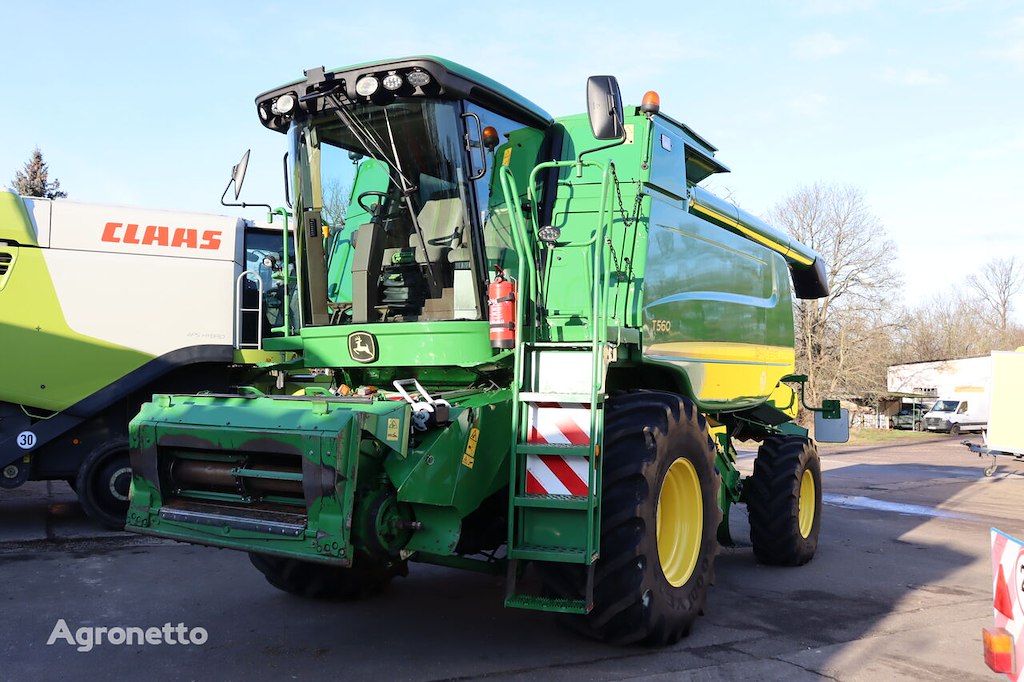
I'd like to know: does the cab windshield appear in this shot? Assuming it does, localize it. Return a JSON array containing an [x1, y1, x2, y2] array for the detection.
[[292, 99, 481, 324], [931, 400, 959, 413]]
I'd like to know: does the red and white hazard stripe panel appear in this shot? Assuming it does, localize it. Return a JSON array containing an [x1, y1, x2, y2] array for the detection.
[[526, 402, 591, 446], [524, 403, 592, 496], [987, 529, 1024, 678], [526, 454, 589, 496]]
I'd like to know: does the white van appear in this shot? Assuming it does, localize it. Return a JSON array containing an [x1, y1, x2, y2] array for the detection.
[[923, 389, 989, 435]]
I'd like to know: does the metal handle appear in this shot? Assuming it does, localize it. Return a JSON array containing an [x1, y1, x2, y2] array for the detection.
[[234, 271, 265, 350], [392, 378, 435, 406], [460, 112, 488, 181], [282, 152, 292, 209]]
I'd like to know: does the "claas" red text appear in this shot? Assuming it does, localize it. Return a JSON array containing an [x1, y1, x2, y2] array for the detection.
[[102, 222, 222, 250]]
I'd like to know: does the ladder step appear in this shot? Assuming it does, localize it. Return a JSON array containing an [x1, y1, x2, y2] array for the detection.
[[519, 391, 603, 404], [516, 443, 592, 457], [523, 341, 597, 349], [505, 594, 591, 614], [510, 544, 591, 563], [514, 493, 589, 510]]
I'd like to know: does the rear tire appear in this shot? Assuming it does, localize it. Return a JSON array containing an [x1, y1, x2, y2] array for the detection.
[[542, 391, 720, 645], [75, 438, 131, 530], [248, 553, 407, 600], [746, 435, 821, 566]]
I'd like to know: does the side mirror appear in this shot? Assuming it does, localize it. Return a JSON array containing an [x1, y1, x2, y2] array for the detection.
[[220, 149, 270, 212], [814, 408, 850, 443], [586, 76, 625, 141], [231, 150, 251, 201]]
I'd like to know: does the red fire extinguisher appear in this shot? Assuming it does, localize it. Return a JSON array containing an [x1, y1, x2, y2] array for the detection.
[[488, 266, 516, 349]]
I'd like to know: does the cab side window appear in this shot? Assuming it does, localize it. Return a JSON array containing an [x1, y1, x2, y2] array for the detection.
[[464, 103, 546, 276], [243, 229, 295, 340]]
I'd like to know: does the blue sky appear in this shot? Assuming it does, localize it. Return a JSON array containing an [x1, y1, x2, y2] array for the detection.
[[2, 0, 1022, 311]]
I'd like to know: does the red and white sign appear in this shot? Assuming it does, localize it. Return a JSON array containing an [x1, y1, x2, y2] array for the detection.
[[526, 402, 591, 446], [524, 403, 592, 496], [991, 529, 1024, 680], [526, 454, 589, 496]]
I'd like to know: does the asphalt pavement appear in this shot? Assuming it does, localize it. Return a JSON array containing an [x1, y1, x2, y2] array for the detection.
[[0, 433, 1014, 681]]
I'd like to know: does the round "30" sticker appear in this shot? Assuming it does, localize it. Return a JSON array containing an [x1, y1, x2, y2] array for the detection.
[[16, 431, 37, 450]]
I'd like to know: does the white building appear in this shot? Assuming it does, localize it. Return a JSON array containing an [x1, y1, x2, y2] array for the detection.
[[887, 355, 991, 398]]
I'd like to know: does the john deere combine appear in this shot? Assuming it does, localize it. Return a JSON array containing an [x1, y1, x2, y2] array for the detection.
[[125, 56, 847, 645]]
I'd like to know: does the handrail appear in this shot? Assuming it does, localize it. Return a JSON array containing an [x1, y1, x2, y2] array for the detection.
[[586, 164, 613, 564], [497, 166, 532, 450], [268, 208, 294, 335], [234, 271, 265, 350]]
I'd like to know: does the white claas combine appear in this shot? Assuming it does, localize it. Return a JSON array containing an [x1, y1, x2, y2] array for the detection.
[[0, 189, 292, 527]]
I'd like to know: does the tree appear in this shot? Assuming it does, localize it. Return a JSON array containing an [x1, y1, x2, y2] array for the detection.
[[321, 178, 349, 233], [967, 256, 1023, 333], [12, 147, 66, 199], [769, 183, 901, 406], [894, 262, 1024, 363], [894, 294, 995, 362]]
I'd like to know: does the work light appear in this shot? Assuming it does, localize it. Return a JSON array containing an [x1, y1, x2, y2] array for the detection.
[[355, 76, 380, 97]]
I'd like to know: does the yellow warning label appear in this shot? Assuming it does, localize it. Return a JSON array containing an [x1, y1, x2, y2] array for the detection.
[[386, 418, 400, 442], [502, 148, 512, 167], [462, 427, 480, 468]]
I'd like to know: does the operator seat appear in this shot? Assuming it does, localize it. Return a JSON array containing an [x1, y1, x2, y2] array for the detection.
[[409, 192, 466, 266]]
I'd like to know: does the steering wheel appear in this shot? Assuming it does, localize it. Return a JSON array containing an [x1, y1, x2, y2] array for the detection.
[[357, 190, 390, 214]]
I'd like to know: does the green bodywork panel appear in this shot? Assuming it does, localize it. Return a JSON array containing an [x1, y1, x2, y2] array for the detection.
[[385, 391, 510, 511], [298, 320, 499, 370], [0, 193, 154, 412], [127, 388, 513, 563], [540, 112, 796, 410], [129, 392, 408, 563], [0, 190, 39, 246]]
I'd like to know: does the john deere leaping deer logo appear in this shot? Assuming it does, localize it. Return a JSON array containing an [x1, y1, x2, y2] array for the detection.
[[348, 332, 378, 364]]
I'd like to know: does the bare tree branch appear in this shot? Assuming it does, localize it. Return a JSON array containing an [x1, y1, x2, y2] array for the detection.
[[967, 257, 1023, 332], [770, 183, 901, 405]]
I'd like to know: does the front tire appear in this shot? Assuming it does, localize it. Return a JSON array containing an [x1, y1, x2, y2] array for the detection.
[[248, 553, 407, 600], [949, 423, 961, 437], [543, 392, 720, 645], [76, 438, 131, 530], [746, 435, 822, 566]]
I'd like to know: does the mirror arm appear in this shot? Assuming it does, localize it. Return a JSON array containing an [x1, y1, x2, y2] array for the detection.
[[576, 135, 627, 170], [781, 374, 841, 420], [220, 179, 272, 212]]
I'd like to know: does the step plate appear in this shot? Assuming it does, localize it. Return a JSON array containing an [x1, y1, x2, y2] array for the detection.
[[505, 594, 591, 614]]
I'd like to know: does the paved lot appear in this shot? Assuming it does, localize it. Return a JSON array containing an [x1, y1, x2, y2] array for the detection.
[[0, 433, 1016, 680]]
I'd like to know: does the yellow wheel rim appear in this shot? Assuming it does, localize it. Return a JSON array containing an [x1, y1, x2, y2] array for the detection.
[[657, 458, 703, 587], [798, 468, 815, 538]]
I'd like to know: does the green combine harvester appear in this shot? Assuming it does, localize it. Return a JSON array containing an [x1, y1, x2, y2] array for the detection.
[[125, 56, 847, 645]]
